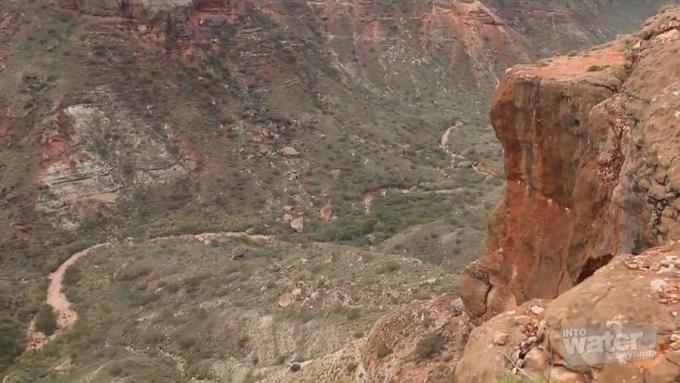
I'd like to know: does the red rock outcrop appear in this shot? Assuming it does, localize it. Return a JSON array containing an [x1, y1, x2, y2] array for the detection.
[[461, 8, 680, 319], [360, 295, 474, 382], [362, 8, 680, 382], [457, 245, 680, 382]]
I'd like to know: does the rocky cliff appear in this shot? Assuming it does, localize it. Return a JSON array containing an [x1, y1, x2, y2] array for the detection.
[[458, 6, 680, 381], [457, 5, 680, 382], [461, 3, 680, 319], [360, 7, 680, 382]]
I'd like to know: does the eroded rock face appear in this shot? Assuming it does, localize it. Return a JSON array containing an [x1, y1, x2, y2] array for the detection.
[[36, 88, 188, 228], [461, 8, 680, 318], [456, 245, 680, 382], [456, 299, 549, 382], [55, 0, 665, 94], [359, 295, 473, 382]]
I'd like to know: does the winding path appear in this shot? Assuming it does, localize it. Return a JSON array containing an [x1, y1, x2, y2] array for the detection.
[[26, 231, 272, 350]]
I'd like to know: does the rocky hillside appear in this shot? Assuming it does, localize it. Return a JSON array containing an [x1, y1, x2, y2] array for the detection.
[[361, 6, 680, 382], [0, 0, 670, 380]]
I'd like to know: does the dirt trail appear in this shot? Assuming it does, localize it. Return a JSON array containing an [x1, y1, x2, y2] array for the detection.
[[26, 231, 272, 350], [440, 122, 498, 179], [361, 186, 459, 213]]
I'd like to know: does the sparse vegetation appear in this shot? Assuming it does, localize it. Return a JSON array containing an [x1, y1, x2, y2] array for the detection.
[[622, 37, 636, 54], [63, 265, 81, 286], [378, 261, 401, 274], [10, 236, 458, 379], [117, 264, 152, 281], [415, 333, 446, 359]]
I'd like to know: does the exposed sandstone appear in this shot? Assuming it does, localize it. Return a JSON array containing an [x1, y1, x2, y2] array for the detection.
[[36, 89, 188, 229], [359, 296, 473, 382], [462, 8, 680, 318], [319, 203, 333, 222], [452, 8, 680, 382], [456, 245, 680, 382]]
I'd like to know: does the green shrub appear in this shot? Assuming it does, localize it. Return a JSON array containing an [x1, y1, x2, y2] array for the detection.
[[178, 336, 195, 350], [108, 364, 126, 377], [118, 264, 151, 281], [377, 261, 401, 274], [587, 65, 606, 72], [63, 265, 81, 286], [237, 335, 250, 349], [164, 281, 180, 293], [57, 13, 73, 23], [35, 305, 58, 336], [415, 333, 445, 359], [344, 308, 361, 320], [376, 342, 392, 359]]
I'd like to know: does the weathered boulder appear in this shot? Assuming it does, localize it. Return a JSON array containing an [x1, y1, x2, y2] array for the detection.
[[456, 299, 548, 382], [456, 245, 680, 382], [290, 217, 305, 233]]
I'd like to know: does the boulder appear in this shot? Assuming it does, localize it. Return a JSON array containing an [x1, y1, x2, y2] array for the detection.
[[319, 203, 333, 222], [290, 217, 305, 233], [278, 293, 294, 308], [281, 146, 300, 158]]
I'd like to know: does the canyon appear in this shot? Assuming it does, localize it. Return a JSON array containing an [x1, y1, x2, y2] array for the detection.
[[0, 0, 676, 382]]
